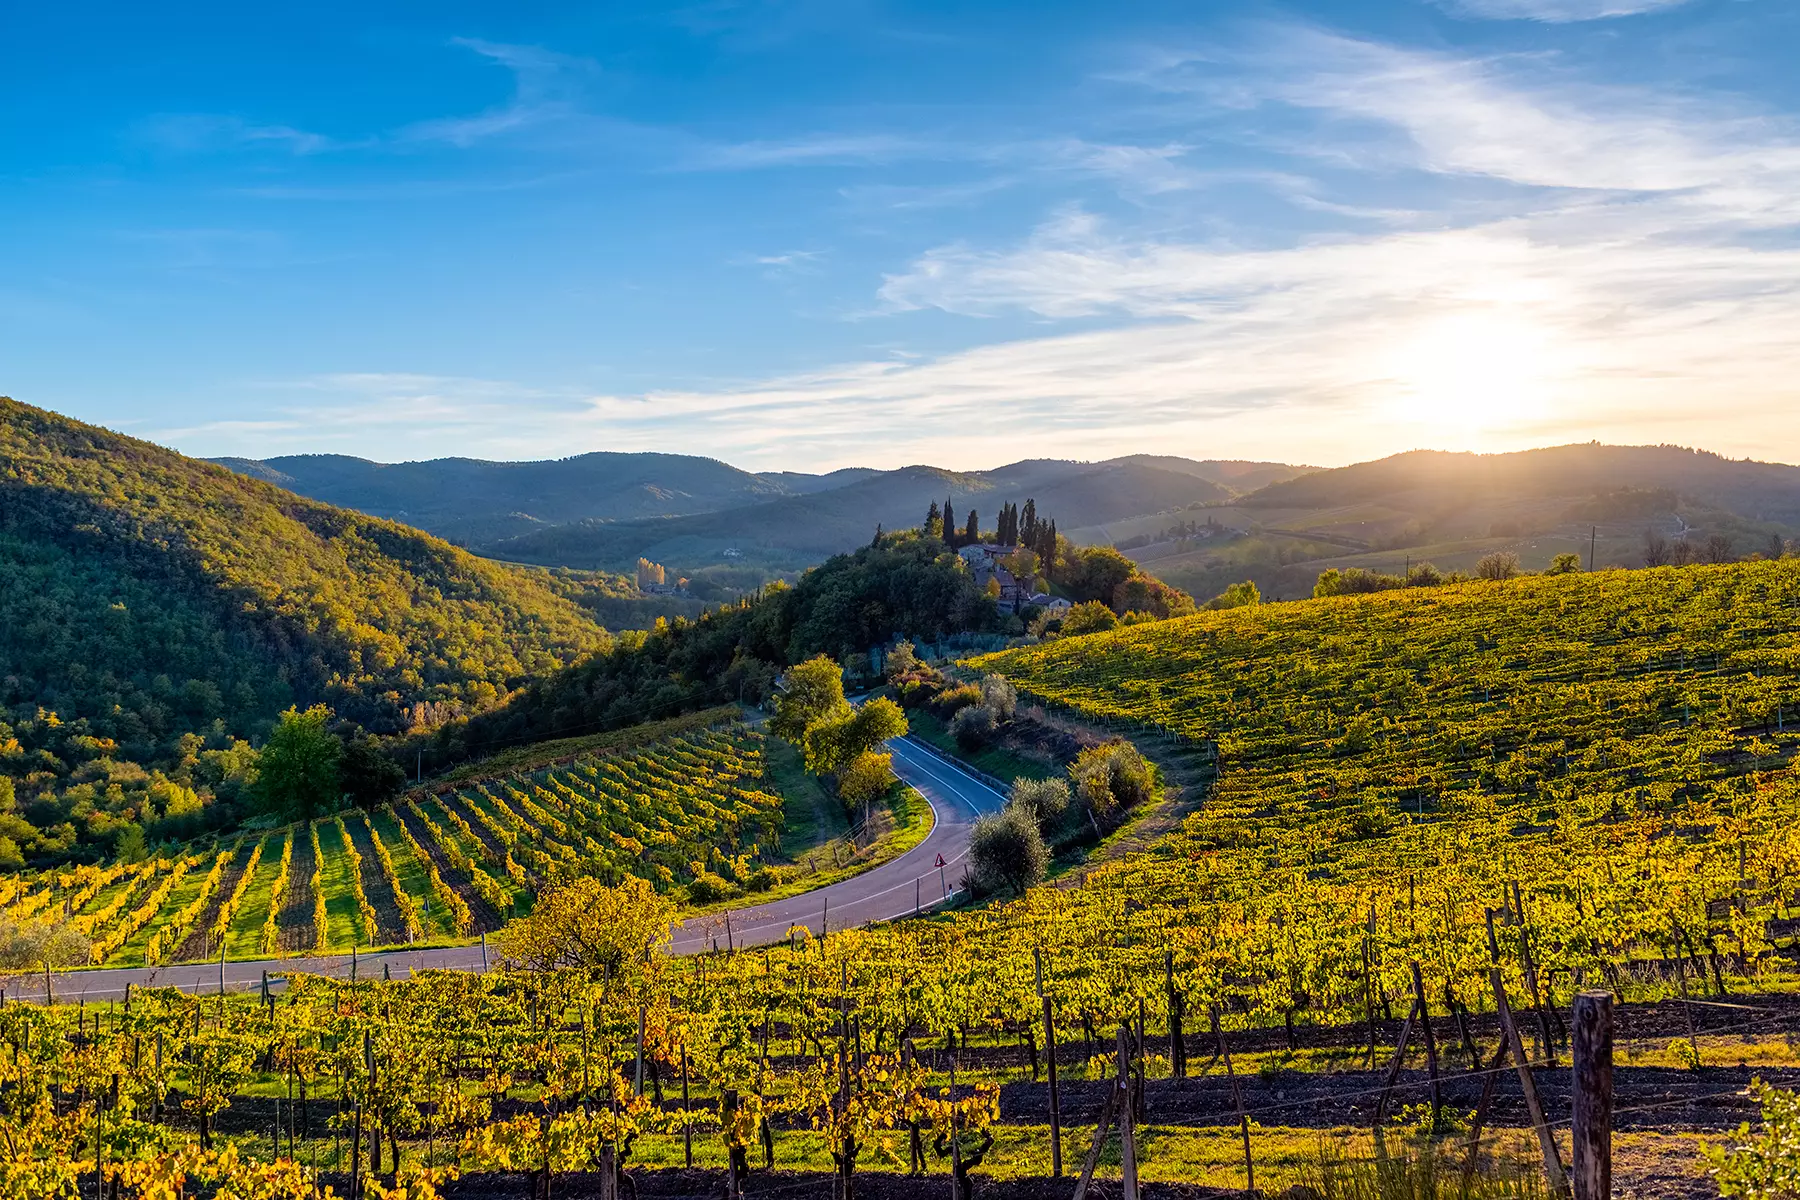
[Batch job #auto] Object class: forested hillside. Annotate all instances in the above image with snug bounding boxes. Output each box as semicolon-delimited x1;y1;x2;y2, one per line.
0;398;607;864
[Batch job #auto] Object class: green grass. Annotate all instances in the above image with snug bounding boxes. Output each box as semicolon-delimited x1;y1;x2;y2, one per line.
904;707;1058;783
767;738;849;857
369;808;460;938
222;833;284;959
117;857;214;965
312;822;363;950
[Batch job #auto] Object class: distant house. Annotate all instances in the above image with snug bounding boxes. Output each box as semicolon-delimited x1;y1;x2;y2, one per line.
722;547;743;559
959;544;1031;608
1029;593;1072;613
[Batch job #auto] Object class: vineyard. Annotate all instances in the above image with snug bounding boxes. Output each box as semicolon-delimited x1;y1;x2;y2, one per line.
10;561;1800;1197
1;723;785;967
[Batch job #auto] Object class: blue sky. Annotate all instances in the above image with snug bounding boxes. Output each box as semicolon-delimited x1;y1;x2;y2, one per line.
3;0;1797;470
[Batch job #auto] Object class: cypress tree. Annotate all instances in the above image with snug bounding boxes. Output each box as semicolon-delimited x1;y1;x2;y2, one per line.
945;493;957;547
965;509;979;545
1021;498;1037;545
926;501;940;537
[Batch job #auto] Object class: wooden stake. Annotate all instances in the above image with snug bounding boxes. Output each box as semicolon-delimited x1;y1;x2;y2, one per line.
1374;997;1419;1127
1571;991;1614;1200
1218;1006;1254;1196
1411;961;1443;1126
1491;968;1568;1194
1118;1026;1140;1200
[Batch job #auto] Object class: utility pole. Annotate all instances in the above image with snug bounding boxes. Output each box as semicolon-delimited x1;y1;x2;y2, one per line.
1589;525;1597;572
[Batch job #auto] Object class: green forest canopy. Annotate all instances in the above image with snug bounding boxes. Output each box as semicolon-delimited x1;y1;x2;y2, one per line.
0;397;608;863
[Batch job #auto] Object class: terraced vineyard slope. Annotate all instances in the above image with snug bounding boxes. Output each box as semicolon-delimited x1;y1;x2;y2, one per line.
5;722;785;964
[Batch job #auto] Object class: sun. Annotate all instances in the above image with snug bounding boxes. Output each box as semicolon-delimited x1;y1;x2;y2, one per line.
1378;312;1559;442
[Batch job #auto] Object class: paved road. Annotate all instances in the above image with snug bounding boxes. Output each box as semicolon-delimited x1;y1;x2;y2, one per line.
10;736;1007;1004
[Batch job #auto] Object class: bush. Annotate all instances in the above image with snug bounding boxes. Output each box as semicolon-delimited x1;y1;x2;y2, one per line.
980;674;1017;719
686;872;740;904
745;866;783;893
1062;601;1119;636
1476;552;1521;581
1010;776;1071;826
1203;580;1260;610
969;806;1049;895
1546;552;1582;575
1707;1080;1800;1200
949;704;998;750
1069;741;1152;821
932;683;985;718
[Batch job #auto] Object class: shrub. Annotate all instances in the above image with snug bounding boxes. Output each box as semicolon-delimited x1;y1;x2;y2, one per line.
884;640;919;680
1546;552;1582;574
1062;601;1119;636
1119;610;1159;625
1010;776;1071;826
980;674;1017;719
932;683;985;718
969;806;1049;896
745;866;783;893
1069;741;1152;820
1706;1080;1800;1200
949;704;998;750
686;872;740;904
1476;552;1521;581
1204;580;1260;610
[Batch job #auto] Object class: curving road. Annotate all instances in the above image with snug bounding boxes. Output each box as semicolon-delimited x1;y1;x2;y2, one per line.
12;736;1008;1004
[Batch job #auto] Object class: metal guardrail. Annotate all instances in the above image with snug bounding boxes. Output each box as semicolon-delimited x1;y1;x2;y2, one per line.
899;734;1012;797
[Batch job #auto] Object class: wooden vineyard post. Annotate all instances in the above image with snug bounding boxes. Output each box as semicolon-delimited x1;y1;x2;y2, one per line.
1118;1026;1140;1200
1035;948;1062;1178
1459;1034;1510;1200
1411;961;1443;1127
1218;1005;1254;1196
1166;950;1186;1079
1491;968;1568;1194
1373;997;1419;1127
681;1045;694;1169
1571;991;1614;1200
1070;1062;1121;1200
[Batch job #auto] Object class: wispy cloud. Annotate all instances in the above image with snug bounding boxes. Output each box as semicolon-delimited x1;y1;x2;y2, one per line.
1433;0;1694;23
157;25;1800;472
133;113;341;156
397;39;602;147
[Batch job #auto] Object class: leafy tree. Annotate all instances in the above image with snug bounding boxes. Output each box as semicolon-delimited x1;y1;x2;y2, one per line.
979;674;1016;719
925;500;941;538
948;703;997;750
494;876;675;976
0;915;90;971
341;734;407;807
1475;552;1521;581
1546;552;1582;574
1010;776;1071;826
969;805;1048;895
1061;601;1120;636
836;750;896;813
771;656;851;744
1205;580;1261;610
1069;741;1151;822
1058;545;1133;604
803;697;908;775
884;640;920;680
254;705;343;821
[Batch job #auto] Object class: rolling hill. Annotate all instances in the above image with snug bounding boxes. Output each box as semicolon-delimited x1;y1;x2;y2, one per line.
1080;443;1800;601
208;451;870;546
0;397;610;862
213;452;1307;579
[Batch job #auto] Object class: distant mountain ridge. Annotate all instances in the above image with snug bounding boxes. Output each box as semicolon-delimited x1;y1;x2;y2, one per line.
212;450;1306;574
